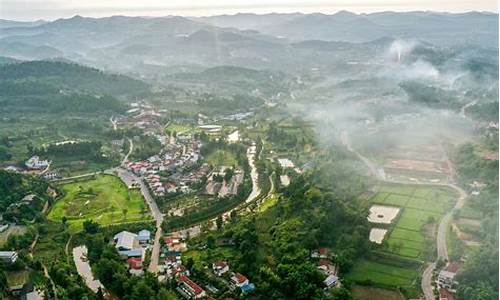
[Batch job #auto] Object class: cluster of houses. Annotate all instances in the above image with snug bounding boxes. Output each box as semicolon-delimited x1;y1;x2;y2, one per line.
437;262;462;300
115;108;165;136
126;135;210;197
113;229;152;275
212;261;255;294
311;248;340;289
25;156;49;170
204;166;244;198
159;235;189;278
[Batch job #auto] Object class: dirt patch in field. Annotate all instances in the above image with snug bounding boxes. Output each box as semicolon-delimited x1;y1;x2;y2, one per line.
352;286;404;300
369;228;388;244
368;205;400;224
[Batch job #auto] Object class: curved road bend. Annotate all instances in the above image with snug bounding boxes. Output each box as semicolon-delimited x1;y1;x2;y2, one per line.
341;130;468;300
167;143;262;239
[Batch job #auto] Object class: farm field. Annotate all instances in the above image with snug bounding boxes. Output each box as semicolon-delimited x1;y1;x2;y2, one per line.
48;175;150;232
349;183;458;295
367;183;456;259
351;285;404;300
346;259;419;290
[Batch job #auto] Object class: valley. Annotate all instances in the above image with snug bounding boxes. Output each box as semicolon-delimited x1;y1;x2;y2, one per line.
0;8;498;300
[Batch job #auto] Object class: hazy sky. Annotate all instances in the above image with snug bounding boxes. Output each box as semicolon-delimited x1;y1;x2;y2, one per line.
1;0;498;21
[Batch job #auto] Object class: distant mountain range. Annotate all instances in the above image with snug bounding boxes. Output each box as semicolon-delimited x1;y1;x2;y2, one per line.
0;11;496;76
195;11;498;46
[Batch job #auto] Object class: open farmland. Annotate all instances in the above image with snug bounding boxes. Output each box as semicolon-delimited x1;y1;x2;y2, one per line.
368;183;456;259
48;175;150;232
346;259;419;290
349;183;458;295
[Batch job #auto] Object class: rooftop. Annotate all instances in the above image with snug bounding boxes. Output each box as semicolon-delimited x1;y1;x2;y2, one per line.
178;275;204;296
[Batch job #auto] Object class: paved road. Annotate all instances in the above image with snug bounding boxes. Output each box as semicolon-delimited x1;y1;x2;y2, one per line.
116;166;164;273
113;165;164;273
421;262;436;300
73;245;107;294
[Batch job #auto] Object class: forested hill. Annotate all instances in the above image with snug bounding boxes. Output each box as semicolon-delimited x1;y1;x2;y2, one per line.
0;60;150;98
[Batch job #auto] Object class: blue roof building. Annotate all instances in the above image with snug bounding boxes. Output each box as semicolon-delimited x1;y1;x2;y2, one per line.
137;229;151;243
240;283;255;293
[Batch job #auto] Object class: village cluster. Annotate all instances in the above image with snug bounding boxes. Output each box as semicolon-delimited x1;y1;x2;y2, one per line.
126;133;209;197
110;229;257;299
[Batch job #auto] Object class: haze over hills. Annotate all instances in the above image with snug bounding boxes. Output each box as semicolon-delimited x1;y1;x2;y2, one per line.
0;5;498;300
195;11;498;46
0;11;497;77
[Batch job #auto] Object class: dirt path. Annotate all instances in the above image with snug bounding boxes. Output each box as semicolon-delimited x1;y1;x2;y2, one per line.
122;137;133;166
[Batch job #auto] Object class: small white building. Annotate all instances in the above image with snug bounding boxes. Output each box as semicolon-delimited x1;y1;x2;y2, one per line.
230;273;249;287
323;274;338;288
438;262;462;291
212;261;229;276
0;251;18;264
114;231;138;251
25;156;49;169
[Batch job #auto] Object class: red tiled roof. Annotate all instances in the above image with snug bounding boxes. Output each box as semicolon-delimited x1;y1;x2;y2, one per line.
319;248;329;255
164;237;180;244
318;259;332;267
439;288;455;300
445;262;462;273
214;261;228;268
172;265;187;275
166;256;178;262
127;257;143;270
178;275;204;296
234;273;248;284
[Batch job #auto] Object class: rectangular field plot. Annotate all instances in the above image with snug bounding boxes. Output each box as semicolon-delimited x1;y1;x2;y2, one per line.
370;192;390;203
386;238;423;258
405;197;448;213
396;208;440;231
382;194;412;206
390;228;425;243
346;259;418;288
378;185;415;196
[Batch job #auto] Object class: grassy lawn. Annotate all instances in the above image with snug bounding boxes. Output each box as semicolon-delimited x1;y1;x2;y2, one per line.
6;270;30;288
183;247;238;270
351;286;404;300
165;123;198;134
48;175;151;232
206;149;237;167
346;259;418;289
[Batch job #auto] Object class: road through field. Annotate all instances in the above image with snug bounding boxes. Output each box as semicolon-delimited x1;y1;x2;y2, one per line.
341;130;467;300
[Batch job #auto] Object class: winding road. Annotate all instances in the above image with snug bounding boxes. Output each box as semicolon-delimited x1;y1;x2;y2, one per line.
167;143;262;238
